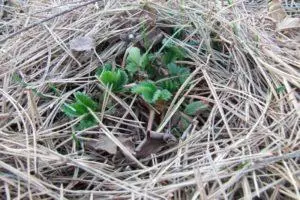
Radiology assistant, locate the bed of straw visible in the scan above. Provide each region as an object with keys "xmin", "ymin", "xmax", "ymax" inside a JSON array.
[{"xmin": 0, "ymin": 0, "xmax": 299, "ymax": 199}]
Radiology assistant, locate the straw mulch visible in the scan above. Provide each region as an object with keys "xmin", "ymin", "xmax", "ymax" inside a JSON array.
[{"xmin": 0, "ymin": 0, "xmax": 299, "ymax": 199}]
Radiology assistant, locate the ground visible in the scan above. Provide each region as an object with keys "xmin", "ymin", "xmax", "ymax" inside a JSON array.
[{"xmin": 0, "ymin": 0, "xmax": 299, "ymax": 199}]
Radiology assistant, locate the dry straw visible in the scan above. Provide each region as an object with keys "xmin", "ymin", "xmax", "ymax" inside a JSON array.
[{"xmin": 0, "ymin": 0, "xmax": 299, "ymax": 199}]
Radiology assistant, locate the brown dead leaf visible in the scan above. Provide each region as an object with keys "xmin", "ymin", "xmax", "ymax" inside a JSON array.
[
  {"xmin": 135, "ymin": 131, "xmax": 177, "ymax": 158},
  {"xmin": 138, "ymin": 29, "xmax": 164, "ymax": 48},
  {"xmin": 8, "ymin": 0, "xmax": 26, "ymax": 8},
  {"xmin": 268, "ymin": 0, "xmax": 287, "ymax": 22},
  {"xmin": 87, "ymin": 135, "xmax": 133, "ymax": 155},
  {"xmin": 268, "ymin": 0, "xmax": 300, "ymax": 32},
  {"xmin": 277, "ymin": 17, "xmax": 300, "ymax": 31},
  {"xmin": 70, "ymin": 36, "xmax": 95, "ymax": 51},
  {"xmin": 113, "ymin": 137, "xmax": 136, "ymax": 163}
]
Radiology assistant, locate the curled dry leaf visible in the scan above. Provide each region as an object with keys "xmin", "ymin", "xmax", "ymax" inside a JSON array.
[
  {"xmin": 277, "ymin": 17, "xmax": 300, "ymax": 31},
  {"xmin": 70, "ymin": 36, "xmax": 95, "ymax": 51},
  {"xmin": 135, "ymin": 130, "xmax": 177, "ymax": 158},
  {"xmin": 268, "ymin": 0, "xmax": 300, "ymax": 32},
  {"xmin": 8, "ymin": 0, "xmax": 27, "ymax": 8},
  {"xmin": 87, "ymin": 134, "xmax": 133, "ymax": 155},
  {"xmin": 268, "ymin": 0, "xmax": 287, "ymax": 22}
]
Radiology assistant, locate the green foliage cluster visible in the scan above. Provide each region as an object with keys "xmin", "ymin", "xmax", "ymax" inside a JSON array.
[
  {"xmin": 95, "ymin": 43, "xmax": 191, "ymax": 105},
  {"xmin": 62, "ymin": 38, "xmax": 208, "ymax": 130},
  {"xmin": 96, "ymin": 63, "xmax": 128, "ymax": 92},
  {"xmin": 159, "ymin": 63, "xmax": 190, "ymax": 93},
  {"xmin": 132, "ymin": 81, "xmax": 172, "ymax": 104}
]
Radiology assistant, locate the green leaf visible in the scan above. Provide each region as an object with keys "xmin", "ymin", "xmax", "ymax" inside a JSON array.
[
  {"xmin": 70, "ymin": 102, "xmax": 89, "ymax": 115},
  {"xmin": 96, "ymin": 63, "xmax": 112, "ymax": 77},
  {"xmin": 160, "ymin": 79, "xmax": 180, "ymax": 93},
  {"xmin": 140, "ymin": 53, "xmax": 149, "ymax": 69},
  {"xmin": 159, "ymin": 63, "xmax": 190, "ymax": 93},
  {"xmin": 74, "ymin": 92, "xmax": 97, "ymax": 110},
  {"xmin": 276, "ymin": 85, "xmax": 286, "ymax": 94},
  {"xmin": 126, "ymin": 62, "xmax": 139, "ymax": 73},
  {"xmin": 77, "ymin": 115, "xmax": 97, "ymax": 130},
  {"xmin": 167, "ymin": 63, "xmax": 190, "ymax": 83},
  {"xmin": 98, "ymin": 68, "xmax": 128, "ymax": 92},
  {"xmin": 62, "ymin": 101, "xmax": 90, "ymax": 117},
  {"xmin": 147, "ymin": 53, "xmax": 156, "ymax": 62},
  {"xmin": 159, "ymin": 89, "xmax": 172, "ymax": 101},
  {"xmin": 152, "ymin": 89, "xmax": 172, "ymax": 102},
  {"xmin": 162, "ymin": 41, "xmax": 186, "ymax": 65},
  {"xmin": 152, "ymin": 90, "xmax": 162, "ymax": 103},
  {"xmin": 62, "ymin": 103, "xmax": 82, "ymax": 117},
  {"xmin": 125, "ymin": 47, "xmax": 151, "ymax": 76},
  {"xmin": 62, "ymin": 92, "xmax": 99, "ymax": 130},
  {"xmin": 116, "ymin": 70, "xmax": 128, "ymax": 91},
  {"xmin": 132, "ymin": 81, "xmax": 157, "ymax": 103},
  {"xmin": 132, "ymin": 81, "xmax": 156, "ymax": 93},
  {"xmin": 162, "ymin": 50, "xmax": 175, "ymax": 65},
  {"xmin": 132, "ymin": 82, "xmax": 171, "ymax": 104},
  {"xmin": 167, "ymin": 63, "xmax": 189, "ymax": 76},
  {"xmin": 127, "ymin": 47, "xmax": 141, "ymax": 66},
  {"xmin": 100, "ymin": 71, "xmax": 119, "ymax": 85},
  {"xmin": 184, "ymin": 101, "xmax": 208, "ymax": 116}
]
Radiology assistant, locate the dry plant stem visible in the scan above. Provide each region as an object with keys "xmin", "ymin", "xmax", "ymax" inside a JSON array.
[
  {"xmin": 97, "ymin": 84, "xmax": 147, "ymax": 135},
  {"xmin": 87, "ymin": 108, "xmax": 146, "ymax": 169},
  {"xmin": 0, "ymin": 0, "xmax": 104, "ymax": 44},
  {"xmin": 1, "ymin": 1, "xmax": 300, "ymax": 199},
  {"xmin": 100, "ymin": 85, "xmax": 112, "ymax": 122},
  {"xmin": 147, "ymin": 109, "xmax": 155, "ymax": 132},
  {"xmin": 111, "ymin": 95, "xmax": 138, "ymax": 134},
  {"xmin": 135, "ymin": 108, "xmax": 163, "ymax": 152}
]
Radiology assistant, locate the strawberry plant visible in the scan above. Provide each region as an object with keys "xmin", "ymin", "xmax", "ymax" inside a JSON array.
[
  {"xmin": 62, "ymin": 92, "xmax": 98, "ymax": 130},
  {"xmin": 159, "ymin": 63, "xmax": 190, "ymax": 93},
  {"xmin": 126, "ymin": 47, "xmax": 150, "ymax": 74},
  {"xmin": 161, "ymin": 39, "xmax": 186, "ymax": 65},
  {"xmin": 62, "ymin": 37, "xmax": 202, "ymax": 133},
  {"xmin": 131, "ymin": 81, "xmax": 172, "ymax": 104},
  {"xmin": 96, "ymin": 63, "xmax": 128, "ymax": 92},
  {"xmin": 125, "ymin": 46, "xmax": 158, "ymax": 80}
]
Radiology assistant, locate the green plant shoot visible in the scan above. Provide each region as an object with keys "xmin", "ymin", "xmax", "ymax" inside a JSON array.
[
  {"xmin": 62, "ymin": 92, "xmax": 98, "ymax": 130},
  {"xmin": 126, "ymin": 47, "xmax": 150, "ymax": 74},
  {"xmin": 131, "ymin": 81, "xmax": 172, "ymax": 104},
  {"xmin": 96, "ymin": 65, "xmax": 128, "ymax": 92},
  {"xmin": 160, "ymin": 63, "xmax": 190, "ymax": 93},
  {"xmin": 184, "ymin": 101, "xmax": 208, "ymax": 116}
]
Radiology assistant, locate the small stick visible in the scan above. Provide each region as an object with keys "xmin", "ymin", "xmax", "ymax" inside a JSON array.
[{"xmin": 147, "ymin": 109, "xmax": 155, "ymax": 132}]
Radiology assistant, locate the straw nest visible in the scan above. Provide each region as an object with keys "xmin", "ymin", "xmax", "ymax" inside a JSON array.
[{"xmin": 0, "ymin": 0, "xmax": 299, "ymax": 199}]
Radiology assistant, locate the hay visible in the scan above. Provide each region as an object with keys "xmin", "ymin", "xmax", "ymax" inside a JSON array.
[{"xmin": 0, "ymin": 0, "xmax": 299, "ymax": 199}]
